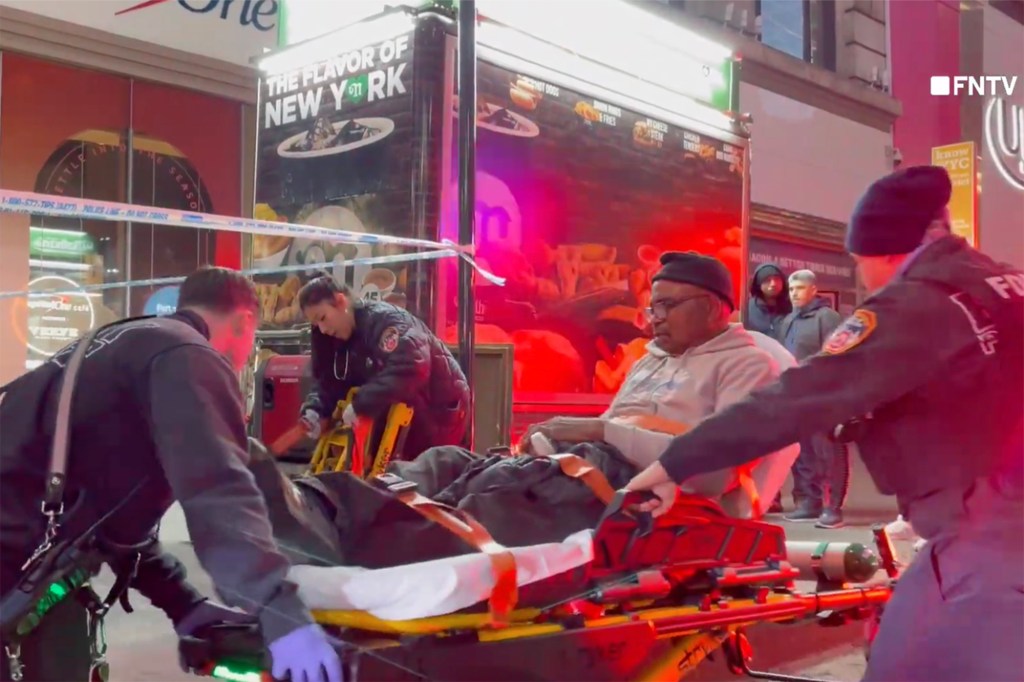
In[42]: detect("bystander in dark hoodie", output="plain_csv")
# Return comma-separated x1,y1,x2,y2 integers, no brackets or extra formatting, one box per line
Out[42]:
745,264,792,339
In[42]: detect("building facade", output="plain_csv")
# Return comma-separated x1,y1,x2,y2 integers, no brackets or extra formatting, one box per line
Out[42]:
648,0,901,315
889,0,1024,270
0,0,277,382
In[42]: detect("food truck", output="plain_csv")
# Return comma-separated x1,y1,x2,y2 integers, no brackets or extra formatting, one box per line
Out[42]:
251,0,750,450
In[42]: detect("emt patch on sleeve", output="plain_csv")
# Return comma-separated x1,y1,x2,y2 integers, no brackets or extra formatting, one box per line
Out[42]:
822,309,877,355
380,326,400,353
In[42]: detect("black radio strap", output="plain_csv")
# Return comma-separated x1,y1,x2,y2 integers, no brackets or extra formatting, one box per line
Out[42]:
38,324,105,543
37,316,159,540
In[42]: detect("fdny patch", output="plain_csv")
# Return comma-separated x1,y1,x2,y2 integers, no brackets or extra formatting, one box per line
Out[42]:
822,309,877,355
380,326,400,353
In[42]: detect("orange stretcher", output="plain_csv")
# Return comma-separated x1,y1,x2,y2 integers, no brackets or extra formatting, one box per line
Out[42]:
179,483,897,682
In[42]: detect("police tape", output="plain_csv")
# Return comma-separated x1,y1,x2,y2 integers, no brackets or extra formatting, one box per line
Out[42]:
0,190,452,251
0,250,463,301
0,189,505,290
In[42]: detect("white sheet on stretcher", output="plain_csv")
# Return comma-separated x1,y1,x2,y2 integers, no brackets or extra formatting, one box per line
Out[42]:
287,530,595,621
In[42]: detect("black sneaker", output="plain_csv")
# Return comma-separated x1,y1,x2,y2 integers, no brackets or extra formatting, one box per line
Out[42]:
784,504,822,522
815,509,845,529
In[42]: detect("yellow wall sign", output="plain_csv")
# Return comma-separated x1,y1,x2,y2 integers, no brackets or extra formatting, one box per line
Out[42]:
931,141,977,247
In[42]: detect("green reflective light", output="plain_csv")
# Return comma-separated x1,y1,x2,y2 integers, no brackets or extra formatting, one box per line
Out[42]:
47,582,69,599
211,664,264,682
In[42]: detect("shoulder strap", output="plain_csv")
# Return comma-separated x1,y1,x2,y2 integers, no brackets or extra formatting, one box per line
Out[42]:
41,314,161,518
41,315,160,520
41,325,104,520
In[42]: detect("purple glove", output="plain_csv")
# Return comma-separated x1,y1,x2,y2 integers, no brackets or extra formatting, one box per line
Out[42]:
268,624,343,682
174,599,254,637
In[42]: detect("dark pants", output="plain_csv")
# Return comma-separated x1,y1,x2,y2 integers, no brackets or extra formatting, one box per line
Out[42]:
791,433,849,511
0,593,93,682
863,481,1024,680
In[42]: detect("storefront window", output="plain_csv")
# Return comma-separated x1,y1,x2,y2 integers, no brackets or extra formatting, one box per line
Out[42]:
30,132,130,359
756,0,836,71
1,54,243,368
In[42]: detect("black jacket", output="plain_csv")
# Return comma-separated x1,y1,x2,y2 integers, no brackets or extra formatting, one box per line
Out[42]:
779,297,843,362
659,236,1024,538
302,302,470,435
745,263,792,339
0,312,311,643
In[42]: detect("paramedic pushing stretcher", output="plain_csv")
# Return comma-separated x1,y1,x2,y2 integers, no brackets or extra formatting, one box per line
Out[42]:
0,268,342,682
627,166,1024,681
297,276,470,458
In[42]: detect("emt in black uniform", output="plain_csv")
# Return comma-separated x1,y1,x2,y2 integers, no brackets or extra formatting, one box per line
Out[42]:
298,276,470,459
0,268,341,682
626,166,1024,681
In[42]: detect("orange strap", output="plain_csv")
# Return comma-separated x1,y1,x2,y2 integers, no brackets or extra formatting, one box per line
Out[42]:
391,489,518,625
736,464,762,518
549,454,617,504
349,418,373,478
270,423,308,456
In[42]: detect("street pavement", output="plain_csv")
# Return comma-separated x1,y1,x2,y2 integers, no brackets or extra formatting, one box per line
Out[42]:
99,454,903,681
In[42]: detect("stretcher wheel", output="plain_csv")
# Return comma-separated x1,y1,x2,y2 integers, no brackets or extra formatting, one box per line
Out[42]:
723,631,754,676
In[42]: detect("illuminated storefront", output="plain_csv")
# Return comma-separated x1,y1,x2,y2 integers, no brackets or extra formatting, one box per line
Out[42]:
256,1,746,424
977,2,1024,269
890,0,1023,270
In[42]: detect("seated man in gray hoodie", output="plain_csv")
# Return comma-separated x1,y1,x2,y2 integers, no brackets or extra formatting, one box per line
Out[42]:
778,270,849,528
521,253,800,519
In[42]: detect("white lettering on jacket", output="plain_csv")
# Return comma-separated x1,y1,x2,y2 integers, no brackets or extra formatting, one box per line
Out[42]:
986,273,1024,299
948,294,999,356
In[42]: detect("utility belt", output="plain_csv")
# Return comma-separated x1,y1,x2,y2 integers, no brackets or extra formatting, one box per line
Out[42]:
0,482,151,682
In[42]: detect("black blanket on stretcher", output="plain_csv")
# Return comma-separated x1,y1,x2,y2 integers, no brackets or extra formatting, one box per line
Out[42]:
247,441,637,569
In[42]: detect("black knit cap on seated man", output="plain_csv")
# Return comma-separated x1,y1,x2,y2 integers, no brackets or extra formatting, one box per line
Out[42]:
648,251,737,352
0,267,342,682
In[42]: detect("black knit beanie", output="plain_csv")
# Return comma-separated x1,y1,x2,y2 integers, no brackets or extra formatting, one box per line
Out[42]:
846,165,952,256
651,252,735,310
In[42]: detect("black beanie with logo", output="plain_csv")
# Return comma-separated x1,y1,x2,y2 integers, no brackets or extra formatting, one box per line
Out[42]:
845,165,953,256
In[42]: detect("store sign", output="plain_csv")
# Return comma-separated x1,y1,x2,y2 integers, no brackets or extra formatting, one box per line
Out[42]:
253,31,416,330
29,227,95,260
262,33,410,128
116,0,278,32
984,96,1024,192
24,276,96,357
931,141,978,246
0,0,278,66
748,237,857,292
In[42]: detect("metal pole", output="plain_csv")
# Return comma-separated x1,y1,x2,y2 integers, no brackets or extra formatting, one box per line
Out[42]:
457,0,477,445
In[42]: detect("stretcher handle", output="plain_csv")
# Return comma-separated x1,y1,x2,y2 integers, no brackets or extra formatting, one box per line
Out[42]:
595,490,658,537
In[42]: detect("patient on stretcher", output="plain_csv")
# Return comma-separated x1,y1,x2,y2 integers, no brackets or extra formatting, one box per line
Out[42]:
249,419,788,576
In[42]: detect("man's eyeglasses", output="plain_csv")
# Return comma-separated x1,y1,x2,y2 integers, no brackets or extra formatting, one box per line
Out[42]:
645,294,709,320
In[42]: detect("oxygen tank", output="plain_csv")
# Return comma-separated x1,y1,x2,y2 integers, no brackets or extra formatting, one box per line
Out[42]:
784,541,881,584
